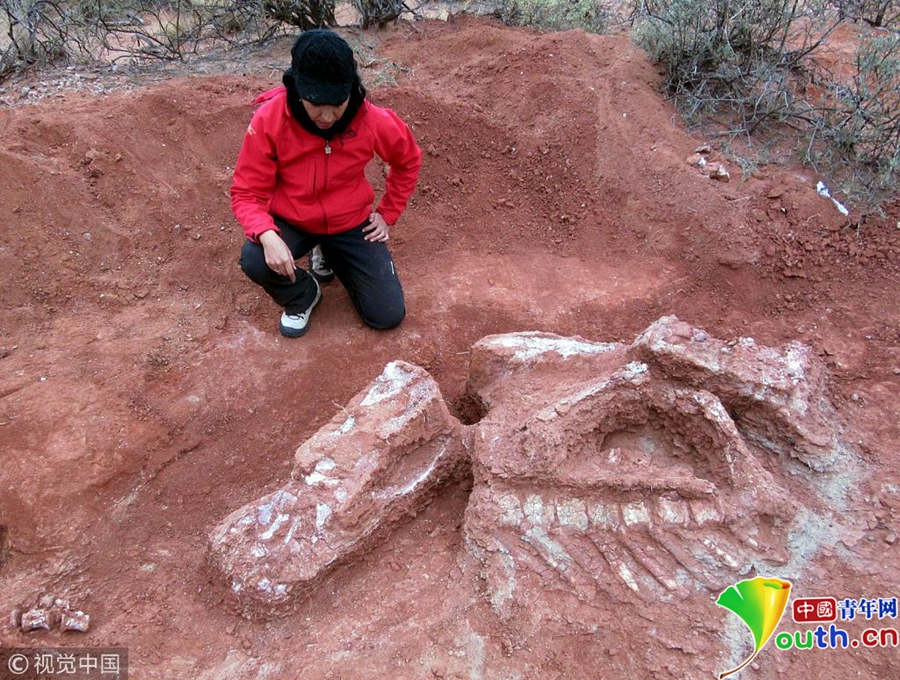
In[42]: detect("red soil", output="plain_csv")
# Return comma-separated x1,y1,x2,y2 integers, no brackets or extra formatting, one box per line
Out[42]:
1,15,899,679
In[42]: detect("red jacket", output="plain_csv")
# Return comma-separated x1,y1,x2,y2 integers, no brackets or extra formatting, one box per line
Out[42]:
231,87,422,240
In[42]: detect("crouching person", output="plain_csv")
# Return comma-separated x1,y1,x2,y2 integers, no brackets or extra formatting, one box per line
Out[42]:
231,29,422,337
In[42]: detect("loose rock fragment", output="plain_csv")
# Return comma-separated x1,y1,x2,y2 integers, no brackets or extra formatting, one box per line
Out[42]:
21,608,53,632
60,610,91,633
709,164,730,182
16,595,89,634
686,153,706,167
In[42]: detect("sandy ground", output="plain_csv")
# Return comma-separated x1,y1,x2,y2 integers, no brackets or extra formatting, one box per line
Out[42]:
1,14,899,679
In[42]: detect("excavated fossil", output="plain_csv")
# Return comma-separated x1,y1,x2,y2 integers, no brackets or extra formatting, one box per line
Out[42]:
207,316,846,620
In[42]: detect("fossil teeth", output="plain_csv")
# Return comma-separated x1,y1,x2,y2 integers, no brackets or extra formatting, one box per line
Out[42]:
657,497,690,525
701,536,742,570
555,498,589,531
498,493,705,535
588,501,621,531
595,540,642,595
496,493,524,527
689,499,722,524
523,494,555,526
648,526,732,592
622,501,652,527
619,533,690,597
667,526,751,578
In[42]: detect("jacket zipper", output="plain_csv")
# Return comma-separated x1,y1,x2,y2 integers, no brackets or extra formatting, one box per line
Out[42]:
320,139,332,233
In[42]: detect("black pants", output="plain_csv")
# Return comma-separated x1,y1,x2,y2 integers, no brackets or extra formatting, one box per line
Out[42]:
240,217,405,330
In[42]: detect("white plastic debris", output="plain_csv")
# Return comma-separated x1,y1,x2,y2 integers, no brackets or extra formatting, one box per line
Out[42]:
816,181,849,217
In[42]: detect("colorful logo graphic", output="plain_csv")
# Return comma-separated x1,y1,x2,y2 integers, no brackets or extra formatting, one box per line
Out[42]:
716,576,792,678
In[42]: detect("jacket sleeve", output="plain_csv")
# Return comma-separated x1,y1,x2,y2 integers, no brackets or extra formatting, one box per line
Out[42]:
371,108,422,226
230,106,280,242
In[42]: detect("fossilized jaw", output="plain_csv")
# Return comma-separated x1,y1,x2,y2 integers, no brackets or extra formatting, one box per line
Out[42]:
207,361,469,616
472,364,792,522
462,319,840,625
467,400,792,614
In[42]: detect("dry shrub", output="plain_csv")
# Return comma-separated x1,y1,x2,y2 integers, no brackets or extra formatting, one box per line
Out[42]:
0,0,339,76
834,0,900,27
496,0,616,33
633,0,900,210
351,0,408,29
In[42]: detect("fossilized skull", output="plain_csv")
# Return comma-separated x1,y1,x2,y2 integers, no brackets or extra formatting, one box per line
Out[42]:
208,317,848,628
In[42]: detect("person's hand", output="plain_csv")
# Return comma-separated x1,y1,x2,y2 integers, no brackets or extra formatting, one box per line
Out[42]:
259,230,298,282
363,213,390,242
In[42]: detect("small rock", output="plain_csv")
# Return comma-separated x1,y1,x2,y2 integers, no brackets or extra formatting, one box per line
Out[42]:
21,608,53,632
886,532,897,545
8,608,22,629
709,164,731,182
686,153,705,167
60,610,90,633
751,662,761,671
694,144,711,154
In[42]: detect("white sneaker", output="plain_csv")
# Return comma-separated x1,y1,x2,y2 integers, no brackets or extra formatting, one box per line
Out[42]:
309,245,335,282
279,281,321,338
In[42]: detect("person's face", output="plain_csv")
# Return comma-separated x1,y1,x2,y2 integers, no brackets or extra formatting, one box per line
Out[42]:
302,98,350,129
